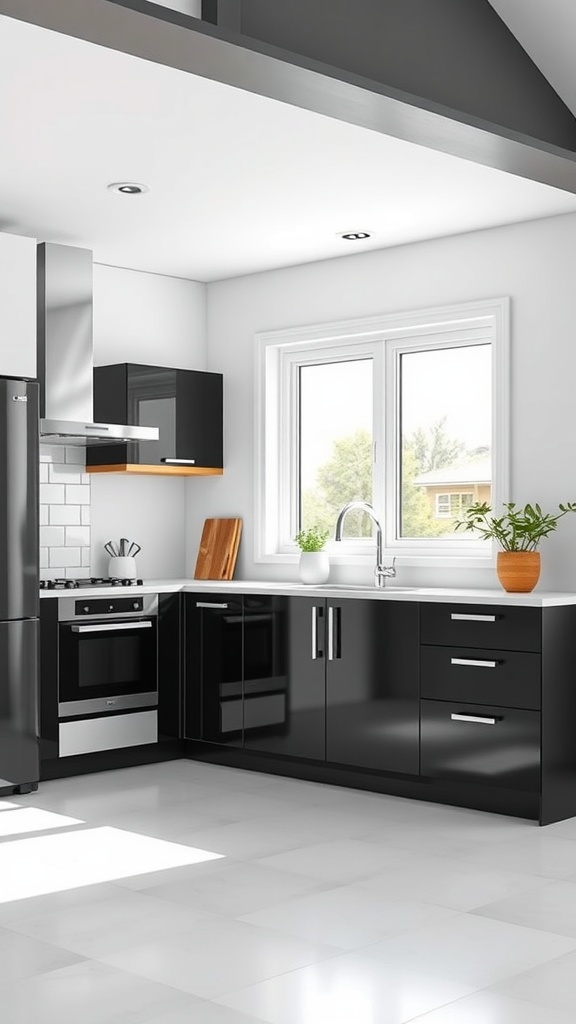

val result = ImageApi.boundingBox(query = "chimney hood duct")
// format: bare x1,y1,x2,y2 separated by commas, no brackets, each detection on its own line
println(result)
37,242,159,447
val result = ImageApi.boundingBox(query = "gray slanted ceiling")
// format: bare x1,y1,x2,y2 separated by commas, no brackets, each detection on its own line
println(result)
4,0,576,195
231,0,576,152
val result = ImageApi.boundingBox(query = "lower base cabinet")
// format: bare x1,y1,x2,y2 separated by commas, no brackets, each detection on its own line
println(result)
184,595,576,825
184,593,420,774
420,699,540,792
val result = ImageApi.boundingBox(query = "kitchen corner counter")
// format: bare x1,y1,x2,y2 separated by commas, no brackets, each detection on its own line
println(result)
40,578,576,605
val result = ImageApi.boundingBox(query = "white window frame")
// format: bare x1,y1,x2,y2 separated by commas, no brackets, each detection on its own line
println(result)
255,297,509,567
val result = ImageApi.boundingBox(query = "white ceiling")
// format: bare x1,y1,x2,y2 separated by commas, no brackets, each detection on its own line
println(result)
2,12,576,282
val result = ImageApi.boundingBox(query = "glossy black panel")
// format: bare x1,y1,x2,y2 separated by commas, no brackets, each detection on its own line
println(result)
0,378,39,620
39,597,59,761
185,594,243,746
243,595,325,760
540,605,576,825
158,593,181,740
88,364,223,469
58,617,157,703
421,699,540,792
326,599,419,774
420,603,541,652
420,645,541,710
0,619,39,786
176,369,223,467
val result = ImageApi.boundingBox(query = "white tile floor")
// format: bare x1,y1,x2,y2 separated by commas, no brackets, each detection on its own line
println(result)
3,759,576,1021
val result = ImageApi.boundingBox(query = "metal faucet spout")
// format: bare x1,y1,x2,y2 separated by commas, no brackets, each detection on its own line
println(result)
334,501,396,588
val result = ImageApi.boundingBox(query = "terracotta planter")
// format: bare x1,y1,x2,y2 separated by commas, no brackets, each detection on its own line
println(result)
496,550,541,593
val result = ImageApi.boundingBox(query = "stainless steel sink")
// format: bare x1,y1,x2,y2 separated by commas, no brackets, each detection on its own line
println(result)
316,584,423,593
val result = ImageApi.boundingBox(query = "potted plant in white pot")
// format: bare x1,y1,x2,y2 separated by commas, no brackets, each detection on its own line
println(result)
295,526,330,584
454,500,576,592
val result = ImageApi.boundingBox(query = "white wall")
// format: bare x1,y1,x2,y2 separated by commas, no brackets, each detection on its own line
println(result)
192,212,576,591
0,231,36,379
91,263,207,578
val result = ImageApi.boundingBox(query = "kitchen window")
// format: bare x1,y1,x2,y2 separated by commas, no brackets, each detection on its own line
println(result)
255,298,509,565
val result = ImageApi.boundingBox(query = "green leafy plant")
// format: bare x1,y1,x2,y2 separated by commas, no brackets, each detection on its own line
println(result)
454,501,576,551
294,526,330,552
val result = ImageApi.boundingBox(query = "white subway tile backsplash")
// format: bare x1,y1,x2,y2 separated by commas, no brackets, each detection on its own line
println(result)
40,483,65,504
65,526,90,547
40,454,91,577
40,526,65,548
49,464,84,484
49,546,81,568
66,566,90,579
50,505,81,526
39,445,62,464
65,484,90,505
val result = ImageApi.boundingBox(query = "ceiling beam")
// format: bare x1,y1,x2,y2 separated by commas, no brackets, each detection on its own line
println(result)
3,0,576,195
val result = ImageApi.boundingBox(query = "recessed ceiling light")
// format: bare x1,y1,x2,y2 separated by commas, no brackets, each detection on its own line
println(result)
337,230,372,240
107,182,149,195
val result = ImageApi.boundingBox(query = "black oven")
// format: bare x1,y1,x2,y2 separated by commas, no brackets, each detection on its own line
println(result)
58,594,158,719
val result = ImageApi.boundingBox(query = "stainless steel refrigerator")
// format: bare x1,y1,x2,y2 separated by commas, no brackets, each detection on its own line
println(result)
0,376,39,792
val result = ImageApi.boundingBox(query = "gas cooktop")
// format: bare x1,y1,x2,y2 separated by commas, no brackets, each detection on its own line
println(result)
40,577,144,590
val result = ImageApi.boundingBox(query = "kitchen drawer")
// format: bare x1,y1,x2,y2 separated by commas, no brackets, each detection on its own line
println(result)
420,699,540,791
420,646,540,709
420,604,541,652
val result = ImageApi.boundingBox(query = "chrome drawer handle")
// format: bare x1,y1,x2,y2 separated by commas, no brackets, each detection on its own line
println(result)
450,613,497,622
161,458,196,465
450,658,499,668
327,606,335,661
196,602,229,609
451,713,498,725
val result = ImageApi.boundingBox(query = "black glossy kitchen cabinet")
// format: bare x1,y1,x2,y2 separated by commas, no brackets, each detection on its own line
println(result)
419,602,576,825
243,595,325,760
185,594,244,747
86,363,223,476
326,599,420,774
185,593,420,773
184,594,325,759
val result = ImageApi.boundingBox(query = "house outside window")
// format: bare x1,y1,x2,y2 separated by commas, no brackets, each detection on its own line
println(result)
255,298,509,565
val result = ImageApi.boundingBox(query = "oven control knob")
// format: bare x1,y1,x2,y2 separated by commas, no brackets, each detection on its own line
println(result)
109,604,114,611
132,601,140,610
83,606,90,613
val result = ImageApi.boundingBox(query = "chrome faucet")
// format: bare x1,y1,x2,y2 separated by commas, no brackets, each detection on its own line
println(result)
334,501,396,588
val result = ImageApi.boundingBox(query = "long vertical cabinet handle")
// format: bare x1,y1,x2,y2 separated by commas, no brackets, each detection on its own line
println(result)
327,606,341,661
312,606,321,660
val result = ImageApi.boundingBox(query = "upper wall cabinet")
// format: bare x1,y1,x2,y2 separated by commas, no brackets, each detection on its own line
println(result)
86,363,223,476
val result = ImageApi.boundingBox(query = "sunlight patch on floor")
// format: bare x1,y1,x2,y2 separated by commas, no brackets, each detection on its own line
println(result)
0,824,224,903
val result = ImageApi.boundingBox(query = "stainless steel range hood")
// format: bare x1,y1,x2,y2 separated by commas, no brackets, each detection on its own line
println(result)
37,243,159,446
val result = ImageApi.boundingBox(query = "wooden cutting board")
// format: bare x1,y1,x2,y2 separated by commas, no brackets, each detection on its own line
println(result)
194,518,243,580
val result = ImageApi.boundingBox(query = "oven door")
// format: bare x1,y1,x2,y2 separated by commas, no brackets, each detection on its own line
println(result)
58,617,158,717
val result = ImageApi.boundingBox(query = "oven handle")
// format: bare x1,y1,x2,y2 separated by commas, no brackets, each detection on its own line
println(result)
70,621,153,633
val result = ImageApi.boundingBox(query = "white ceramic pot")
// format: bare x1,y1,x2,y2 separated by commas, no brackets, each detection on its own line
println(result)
108,556,137,579
299,550,330,585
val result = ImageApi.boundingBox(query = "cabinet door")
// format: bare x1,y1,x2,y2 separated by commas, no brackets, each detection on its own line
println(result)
128,365,177,468
184,594,243,746
421,699,540,792
326,599,419,774
176,370,223,469
242,596,325,760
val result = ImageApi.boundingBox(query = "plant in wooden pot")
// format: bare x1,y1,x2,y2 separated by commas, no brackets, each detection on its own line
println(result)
295,526,330,585
454,501,576,592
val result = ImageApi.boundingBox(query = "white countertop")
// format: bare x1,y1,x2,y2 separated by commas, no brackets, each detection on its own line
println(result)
39,578,576,606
